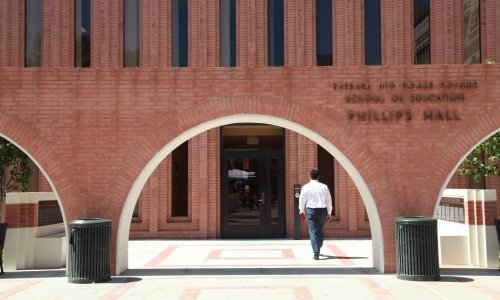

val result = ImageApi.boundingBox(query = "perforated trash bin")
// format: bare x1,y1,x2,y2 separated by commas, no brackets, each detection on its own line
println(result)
395,216,440,281
68,218,111,283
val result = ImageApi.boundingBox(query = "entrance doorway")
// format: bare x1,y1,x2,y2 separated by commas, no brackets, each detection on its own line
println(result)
220,124,285,238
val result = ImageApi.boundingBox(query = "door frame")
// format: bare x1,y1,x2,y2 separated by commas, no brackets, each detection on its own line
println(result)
220,149,285,238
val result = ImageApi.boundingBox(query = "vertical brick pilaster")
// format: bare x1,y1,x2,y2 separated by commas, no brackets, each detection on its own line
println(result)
381,0,413,64
0,0,23,67
238,1,253,66
206,128,220,238
188,0,198,66
42,0,74,67
481,0,500,61
255,0,267,66
334,0,363,66
431,0,464,64
207,0,219,67
285,130,298,237
148,168,159,232
92,0,121,67
285,0,314,66
140,0,171,67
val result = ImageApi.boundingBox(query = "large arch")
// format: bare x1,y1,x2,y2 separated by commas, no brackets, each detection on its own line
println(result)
434,106,500,214
0,112,76,234
116,114,386,274
438,129,500,206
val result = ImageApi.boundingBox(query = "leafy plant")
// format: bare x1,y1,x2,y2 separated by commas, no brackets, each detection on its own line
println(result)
458,132,500,182
483,58,496,64
0,137,32,221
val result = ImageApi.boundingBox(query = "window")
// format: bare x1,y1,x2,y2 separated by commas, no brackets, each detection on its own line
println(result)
171,141,189,217
316,0,333,66
414,0,430,64
220,0,236,67
268,0,284,66
25,0,41,67
364,0,381,65
75,0,91,67
464,0,480,63
124,0,140,67
172,0,188,67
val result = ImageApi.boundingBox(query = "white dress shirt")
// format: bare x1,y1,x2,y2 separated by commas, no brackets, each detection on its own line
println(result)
298,179,333,215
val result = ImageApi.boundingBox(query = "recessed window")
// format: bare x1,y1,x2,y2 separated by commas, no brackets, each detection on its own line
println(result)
75,0,91,67
364,0,381,65
268,0,284,66
171,141,189,217
124,0,140,67
316,0,333,66
414,0,430,64
172,0,188,67
220,0,237,67
25,0,41,67
464,0,481,63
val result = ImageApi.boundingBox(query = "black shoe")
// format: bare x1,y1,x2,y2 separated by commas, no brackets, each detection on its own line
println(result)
313,252,319,260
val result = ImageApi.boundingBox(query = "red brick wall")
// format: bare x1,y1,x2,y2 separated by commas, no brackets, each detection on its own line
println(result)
5,204,37,228
1,65,499,273
42,0,74,67
2,0,500,273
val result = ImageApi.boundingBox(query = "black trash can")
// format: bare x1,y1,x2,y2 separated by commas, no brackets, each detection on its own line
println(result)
395,216,440,281
68,218,111,283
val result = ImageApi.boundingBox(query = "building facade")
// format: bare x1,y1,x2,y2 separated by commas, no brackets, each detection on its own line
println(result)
1,0,499,274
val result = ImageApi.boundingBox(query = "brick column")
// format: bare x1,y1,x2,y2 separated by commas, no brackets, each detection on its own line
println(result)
431,0,464,64
42,0,74,67
206,128,220,238
285,0,314,66
481,0,500,62
333,0,364,66
140,0,172,67
285,131,317,237
91,0,121,67
381,0,413,65
0,0,23,67
237,0,267,67
189,0,219,67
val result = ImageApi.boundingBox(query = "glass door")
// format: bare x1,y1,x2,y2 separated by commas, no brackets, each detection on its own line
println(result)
221,150,284,238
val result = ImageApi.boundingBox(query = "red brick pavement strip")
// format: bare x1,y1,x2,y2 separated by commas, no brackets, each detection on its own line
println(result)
326,244,356,266
179,286,314,300
144,243,353,268
101,277,141,300
0,280,41,299
360,277,397,300
145,245,177,267
207,248,295,259
452,276,500,298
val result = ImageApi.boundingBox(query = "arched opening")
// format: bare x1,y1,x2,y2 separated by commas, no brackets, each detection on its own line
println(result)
0,133,68,269
117,114,384,274
437,128,500,267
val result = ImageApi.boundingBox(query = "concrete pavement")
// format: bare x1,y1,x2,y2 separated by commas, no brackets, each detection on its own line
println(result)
0,239,498,299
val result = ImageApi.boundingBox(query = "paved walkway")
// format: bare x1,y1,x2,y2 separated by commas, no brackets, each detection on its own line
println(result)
0,239,498,299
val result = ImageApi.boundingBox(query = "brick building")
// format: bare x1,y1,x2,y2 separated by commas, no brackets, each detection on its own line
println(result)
1,0,499,274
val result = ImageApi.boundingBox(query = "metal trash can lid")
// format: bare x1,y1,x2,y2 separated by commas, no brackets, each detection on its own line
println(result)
69,218,111,226
395,216,436,224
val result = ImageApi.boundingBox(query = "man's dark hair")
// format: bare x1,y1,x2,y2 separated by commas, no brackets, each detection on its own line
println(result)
309,168,320,179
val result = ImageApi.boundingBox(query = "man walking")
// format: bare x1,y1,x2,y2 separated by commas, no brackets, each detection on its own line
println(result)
298,168,333,260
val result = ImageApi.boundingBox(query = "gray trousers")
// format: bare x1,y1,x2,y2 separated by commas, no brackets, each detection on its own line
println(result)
305,207,327,253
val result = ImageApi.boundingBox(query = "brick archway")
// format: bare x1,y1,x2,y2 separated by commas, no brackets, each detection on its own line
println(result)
0,112,80,229
434,108,500,213
113,95,393,274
